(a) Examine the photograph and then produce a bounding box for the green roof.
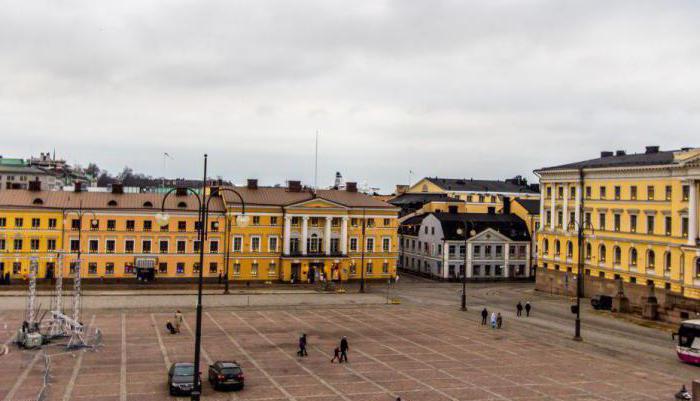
[0,157,28,166]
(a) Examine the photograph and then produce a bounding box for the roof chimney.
[645,146,659,154]
[247,179,258,189]
[111,183,124,194]
[346,182,358,193]
[502,196,511,214]
[28,180,41,191]
[287,180,302,192]
[600,151,614,158]
[74,182,82,193]
[615,150,626,156]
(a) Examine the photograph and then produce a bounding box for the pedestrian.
[525,301,532,317]
[497,312,503,329]
[395,274,400,284]
[481,308,488,325]
[340,336,349,363]
[166,321,177,335]
[331,346,341,363]
[174,310,183,334]
[297,333,308,357]
[516,301,523,317]
[490,312,497,329]
[218,271,222,284]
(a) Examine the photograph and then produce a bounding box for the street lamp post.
[155,155,248,401]
[457,221,476,311]
[570,168,587,342]
[359,208,366,293]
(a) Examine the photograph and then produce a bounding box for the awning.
[135,258,157,269]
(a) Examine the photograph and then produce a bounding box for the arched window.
[629,248,638,266]
[543,239,549,254]
[585,243,591,260]
[613,246,621,265]
[647,250,655,269]
[664,251,672,272]
[143,201,153,208]
[554,240,561,255]
[32,198,43,205]
[107,200,117,207]
[599,244,607,262]
[566,241,573,258]
[177,201,187,208]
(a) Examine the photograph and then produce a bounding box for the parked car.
[591,295,613,310]
[208,361,244,391]
[168,362,199,396]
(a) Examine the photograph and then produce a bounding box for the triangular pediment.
[469,228,511,242]
[286,198,348,209]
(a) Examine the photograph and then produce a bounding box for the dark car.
[591,295,613,310]
[168,362,199,396]
[208,361,244,391]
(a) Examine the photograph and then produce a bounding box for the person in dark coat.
[516,301,523,317]
[330,346,341,363]
[481,308,488,325]
[297,333,308,357]
[339,336,349,363]
[496,313,503,329]
[525,301,532,317]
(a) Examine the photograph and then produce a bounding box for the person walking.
[174,310,183,334]
[330,346,341,363]
[525,301,532,317]
[481,308,488,325]
[496,312,503,329]
[298,333,308,357]
[490,312,497,329]
[516,301,523,317]
[340,336,349,363]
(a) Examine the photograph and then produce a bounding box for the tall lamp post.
[456,221,476,311]
[359,208,366,293]
[568,168,589,342]
[155,155,248,401]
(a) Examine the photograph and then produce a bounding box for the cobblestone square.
[0,295,696,401]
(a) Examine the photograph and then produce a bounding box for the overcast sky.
[2,1,699,192]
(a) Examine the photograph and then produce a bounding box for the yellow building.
[535,146,700,309]
[0,180,399,283]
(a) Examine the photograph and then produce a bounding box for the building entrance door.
[291,263,302,282]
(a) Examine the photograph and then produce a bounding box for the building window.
[143,220,152,231]
[585,243,591,260]
[665,216,672,236]
[367,219,375,228]
[268,262,277,276]
[253,216,261,226]
[383,262,389,274]
[584,212,591,227]
[210,221,219,231]
[178,221,187,231]
[557,211,563,228]
[683,185,690,201]
[614,214,621,232]
[210,240,219,253]
[31,218,40,228]
[613,246,621,265]
[142,240,151,253]
[47,239,56,251]
[630,186,637,200]
[566,241,573,258]
[30,238,40,251]
[88,263,97,275]
[193,263,200,273]
[251,236,261,252]
[126,220,135,231]
[585,186,591,199]
[382,237,391,252]
[682,217,689,238]
[233,263,241,276]
[350,264,357,275]
[546,187,551,198]
[366,262,373,274]
[554,240,560,256]
[600,186,607,199]
[251,262,258,276]
[350,238,358,252]
[125,240,134,253]
[383,218,391,226]
[176,263,185,275]
[233,236,242,252]
[160,223,169,232]
[665,185,672,201]
[47,218,56,228]
[159,262,168,274]
[598,213,606,230]
[270,216,278,225]
[15,217,24,227]
[647,185,655,200]
[107,220,116,231]
[89,219,99,231]
[366,238,374,252]
[159,240,168,254]
[629,248,638,267]
[70,239,79,252]
[89,239,98,253]
[647,215,655,234]
[269,237,278,252]
[599,244,607,263]
[542,239,548,254]
[630,215,637,233]
[106,239,115,253]
[106,263,115,275]
[69,262,77,274]
[557,186,563,199]
[614,186,621,200]
[546,211,551,225]
[209,262,218,274]
[647,250,655,269]
[0,217,5,227]
[665,252,672,272]
[11,262,21,274]
[193,240,201,252]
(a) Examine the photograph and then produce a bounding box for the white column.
[324,216,332,255]
[550,184,556,230]
[689,180,698,246]
[283,216,292,255]
[525,243,531,277]
[340,217,348,254]
[301,216,309,255]
[575,183,582,227]
[539,189,545,230]
[562,185,569,231]
[466,243,473,278]
[504,242,510,278]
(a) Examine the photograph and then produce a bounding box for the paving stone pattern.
[0,306,692,401]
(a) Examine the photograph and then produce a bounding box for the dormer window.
[32,198,43,205]
[107,200,118,207]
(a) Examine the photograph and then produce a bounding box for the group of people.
[297,334,350,363]
[166,310,184,334]
[480,301,532,329]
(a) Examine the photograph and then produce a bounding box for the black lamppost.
[156,155,248,400]
[568,168,588,342]
[457,220,475,311]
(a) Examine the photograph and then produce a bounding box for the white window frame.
[159,238,169,254]
[268,261,277,276]
[268,236,279,252]
[366,237,375,253]
[142,239,152,253]
[250,236,261,252]
[88,238,100,253]
[209,239,219,253]
[382,236,391,252]
[233,236,243,252]
[349,237,358,252]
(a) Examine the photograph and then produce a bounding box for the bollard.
[693,380,700,401]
